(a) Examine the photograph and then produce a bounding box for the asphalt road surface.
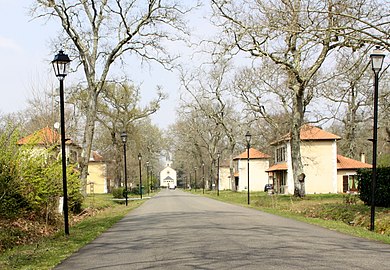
[55,189,390,270]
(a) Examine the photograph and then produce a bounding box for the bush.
[130,186,145,195]
[0,127,28,218]
[358,167,390,207]
[112,188,125,199]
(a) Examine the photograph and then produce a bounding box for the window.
[275,146,287,163]
[343,175,359,193]
[348,175,359,191]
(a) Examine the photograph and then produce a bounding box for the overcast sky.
[0,0,212,129]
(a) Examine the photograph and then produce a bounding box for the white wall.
[237,159,269,192]
[160,166,177,187]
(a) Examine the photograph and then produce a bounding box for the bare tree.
[93,82,166,187]
[31,0,197,193]
[211,0,389,196]
[319,49,373,159]
[179,59,244,190]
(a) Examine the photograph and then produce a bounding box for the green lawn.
[0,194,145,270]
[189,189,390,244]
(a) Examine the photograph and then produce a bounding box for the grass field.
[0,194,145,270]
[190,189,390,244]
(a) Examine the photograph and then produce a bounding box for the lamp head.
[52,50,71,80]
[138,153,142,160]
[370,46,385,74]
[120,131,127,143]
[245,131,252,145]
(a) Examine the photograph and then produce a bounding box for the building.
[86,151,108,194]
[266,125,371,194]
[160,163,177,188]
[337,154,371,193]
[17,127,81,163]
[18,127,109,194]
[232,148,270,192]
[219,160,232,190]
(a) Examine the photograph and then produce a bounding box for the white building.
[160,163,177,188]
[233,148,270,192]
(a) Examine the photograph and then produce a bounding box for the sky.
[0,0,211,130]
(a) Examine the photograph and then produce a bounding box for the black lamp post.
[138,153,142,199]
[120,132,128,206]
[52,50,71,235]
[146,161,150,195]
[370,47,385,231]
[245,131,252,205]
[202,162,205,194]
[217,152,221,196]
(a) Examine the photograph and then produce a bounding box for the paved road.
[55,189,390,270]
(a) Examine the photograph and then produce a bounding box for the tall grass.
[0,194,143,270]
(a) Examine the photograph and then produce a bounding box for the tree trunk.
[79,90,98,195]
[111,131,122,188]
[291,84,305,197]
[229,154,235,191]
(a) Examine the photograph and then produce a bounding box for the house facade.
[160,163,177,188]
[337,154,371,193]
[86,151,108,194]
[219,161,232,190]
[232,148,270,192]
[17,127,81,163]
[18,127,109,194]
[266,125,371,194]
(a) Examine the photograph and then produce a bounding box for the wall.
[160,166,177,188]
[300,140,338,194]
[219,166,231,190]
[337,169,358,193]
[86,162,107,194]
[237,159,269,192]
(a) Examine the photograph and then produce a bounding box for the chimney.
[360,152,366,163]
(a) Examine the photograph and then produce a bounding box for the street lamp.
[138,153,142,199]
[217,153,221,196]
[52,50,71,235]
[146,161,150,196]
[369,47,385,231]
[245,131,252,205]
[202,162,205,194]
[120,132,128,206]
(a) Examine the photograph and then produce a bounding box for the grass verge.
[189,189,390,244]
[0,194,144,270]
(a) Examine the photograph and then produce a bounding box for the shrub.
[18,148,84,217]
[112,188,125,199]
[0,127,28,218]
[358,167,390,207]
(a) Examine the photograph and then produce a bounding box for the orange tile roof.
[90,151,104,162]
[272,125,341,145]
[266,163,288,172]
[17,127,73,145]
[233,148,270,160]
[337,155,372,170]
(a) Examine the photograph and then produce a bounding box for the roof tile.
[272,125,341,145]
[337,155,372,170]
[233,148,270,160]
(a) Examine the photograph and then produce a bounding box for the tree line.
[0,0,387,205]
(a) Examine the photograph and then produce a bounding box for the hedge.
[358,167,390,207]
